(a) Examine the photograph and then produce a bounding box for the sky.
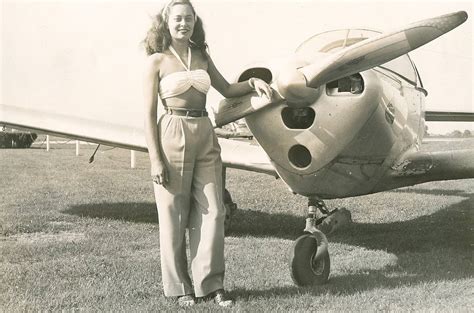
[1,0,472,134]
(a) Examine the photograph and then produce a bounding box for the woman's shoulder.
[147,52,166,63]
[145,52,166,71]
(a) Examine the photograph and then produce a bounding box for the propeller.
[277,11,468,105]
[216,11,468,126]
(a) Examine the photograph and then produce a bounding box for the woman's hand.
[250,78,273,100]
[151,161,168,187]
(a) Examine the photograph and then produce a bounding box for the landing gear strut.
[222,167,237,234]
[289,197,351,286]
[223,188,237,234]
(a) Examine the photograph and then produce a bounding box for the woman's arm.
[143,54,168,184]
[207,54,272,99]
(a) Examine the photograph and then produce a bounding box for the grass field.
[1,137,473,311]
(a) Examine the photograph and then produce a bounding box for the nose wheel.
[289,197,350,286]
[290,233,330,286]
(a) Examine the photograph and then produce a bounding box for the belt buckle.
[187,110,201,117]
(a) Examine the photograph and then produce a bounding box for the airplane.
[1,8,473,288]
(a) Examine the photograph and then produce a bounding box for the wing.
[219,138,277,176]
[374,149,474,192]
[425,111,474,122]
[0,103,277,176]
[1,104,148,151]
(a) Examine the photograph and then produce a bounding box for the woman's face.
[167,4,195,42]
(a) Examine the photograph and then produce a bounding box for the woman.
[142,0,272,307]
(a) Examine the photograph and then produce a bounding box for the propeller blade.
[214,91,284,127]
[300,11,468,89]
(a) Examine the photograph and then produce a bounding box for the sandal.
[177,294,196,307]
[208,289,234,307]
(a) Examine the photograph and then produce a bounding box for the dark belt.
[166,108,208,117]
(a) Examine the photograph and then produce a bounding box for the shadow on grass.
[63,202,158,224]
[229,194,473,299]
[329,196,472,253]
[61,193,472,299]
[228,210,302,239]
[229,192,472,252]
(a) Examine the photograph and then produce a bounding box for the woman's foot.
[207,289,234,307]
[177,294,196,307]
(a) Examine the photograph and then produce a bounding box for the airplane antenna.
[89,144,101,163]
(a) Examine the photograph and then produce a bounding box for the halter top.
[159,46,211,99]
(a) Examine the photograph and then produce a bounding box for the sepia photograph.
[1,0,473,311]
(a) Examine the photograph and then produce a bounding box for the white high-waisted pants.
[153,113,225,297]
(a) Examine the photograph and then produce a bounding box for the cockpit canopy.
[296,29,421,86]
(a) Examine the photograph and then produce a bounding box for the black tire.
[289,233,330,286]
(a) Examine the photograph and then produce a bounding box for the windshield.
[296,29,418,85]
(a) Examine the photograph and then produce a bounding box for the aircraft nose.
[246,70,380,178]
